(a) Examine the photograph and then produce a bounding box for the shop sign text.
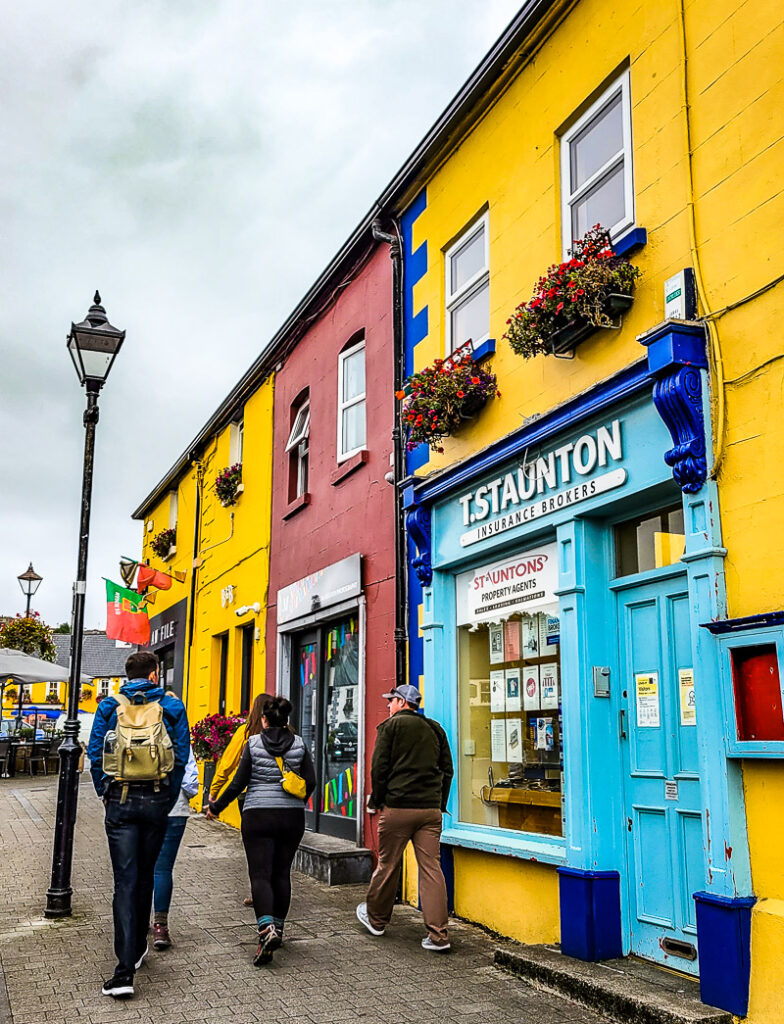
[457,420,626,547]
[456,543,558,625]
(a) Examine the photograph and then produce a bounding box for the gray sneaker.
[421,936,451,952]
[356,902,385,936]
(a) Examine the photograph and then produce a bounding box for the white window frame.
[47,683,59,700]
[560,71,635,258]
[285,399,310,498]
[229,418,244,466]
[168,489,178,530]
[99,678,111,698]
[336,340,366,463]
[445,213,490,355]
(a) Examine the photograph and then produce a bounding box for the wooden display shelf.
[481,786,560,807]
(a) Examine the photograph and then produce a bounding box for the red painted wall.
[265,244,396,846]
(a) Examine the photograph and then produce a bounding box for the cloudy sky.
[0,0,521,629]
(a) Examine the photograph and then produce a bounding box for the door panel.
[617,574,704,975]
[296,633,320,833]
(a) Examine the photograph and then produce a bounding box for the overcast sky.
[0,0,521,630]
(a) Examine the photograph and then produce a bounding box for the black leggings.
[241,808,305,927]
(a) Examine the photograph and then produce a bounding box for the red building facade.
[265,243,396,846]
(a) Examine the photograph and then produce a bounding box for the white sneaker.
[134,944,149,969]
[356,902,385,936]
[421,936,451,952]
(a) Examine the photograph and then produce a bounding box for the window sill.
[471,338,496,363]
[331,449,368,486]
[614,226,647,258]
[282,493,311,520]
[440,823,567,865]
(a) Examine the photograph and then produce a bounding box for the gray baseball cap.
[382,684,422,705]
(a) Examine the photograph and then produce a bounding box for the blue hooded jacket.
[87,678,190,803]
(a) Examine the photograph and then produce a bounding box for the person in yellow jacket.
[208,694,267,906]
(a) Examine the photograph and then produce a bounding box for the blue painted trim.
[693,891,755,1016]
[613,226,647,258]
[405,504,432,587]
[639,320,708,374]
[412,357,652,505]
[701,611,784,634]
[471,338,496,362]
[440,826,567,864]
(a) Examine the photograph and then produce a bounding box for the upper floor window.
[337,339,366,461]
[561,71,634,256]
[230,417,244,465]
[168,489,178,530]
[99,678,111,698]
[445,214,489,354]
[285,393,310,502]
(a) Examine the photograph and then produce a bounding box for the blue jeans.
[153,815,188,914]
[104,784,171,975]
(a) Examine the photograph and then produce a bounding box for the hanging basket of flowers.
[214,463,243,506]
[191,713,246,762]
[504,226,641,359]
[151,528,177,560]
[397,346,499,453]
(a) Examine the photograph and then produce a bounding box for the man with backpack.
[356,684,454,952]
[87,651,190,999]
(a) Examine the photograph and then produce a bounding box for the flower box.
[548,293,635,356]
[151,528,177,560]
[214,464,242,507]
[504,227,640,360]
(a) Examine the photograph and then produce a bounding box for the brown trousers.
[366,807,448,944]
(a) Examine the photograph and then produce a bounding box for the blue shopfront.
[404,323,754,1015]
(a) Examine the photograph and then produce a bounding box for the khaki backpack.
[102,693,175,789]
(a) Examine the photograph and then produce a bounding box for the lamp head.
[67,291,126,388]
[17,563,43,599]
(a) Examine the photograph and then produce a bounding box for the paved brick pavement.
[0,774,609,1024]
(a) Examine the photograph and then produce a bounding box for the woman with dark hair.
[207,695,315,965]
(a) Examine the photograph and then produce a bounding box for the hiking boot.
[356,902,385,937]
[135,944,149,969]
[152,924,171,950]
[101,973,134,998]
[253,925,281,966]
[421,936,451,952]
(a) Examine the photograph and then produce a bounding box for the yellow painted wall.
[1,676,121,716]
[138,374,276,823]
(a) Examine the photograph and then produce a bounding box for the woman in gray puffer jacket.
[207,696,315,966]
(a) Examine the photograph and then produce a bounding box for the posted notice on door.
[635,672,660,728]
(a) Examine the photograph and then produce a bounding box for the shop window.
[337,338,366,461]
[560,71,634,256]
[732,645,784,742]
[457,613,564,837]
[445,215,489,354]
[285,393,310,502]
[614,504,684,577]
[216,633,229,716]
[240,623,254,715]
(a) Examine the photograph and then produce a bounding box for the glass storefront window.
[614,504,685,576]
[457,612,564,837]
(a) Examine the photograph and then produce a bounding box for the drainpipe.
[371,217,408,687]
[183,455,203,710]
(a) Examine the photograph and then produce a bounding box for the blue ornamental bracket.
[405,502,433,587]
[639,321,709,494]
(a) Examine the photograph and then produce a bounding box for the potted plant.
[191,712,246,797]
[214,463,243,506]
[397,347,500,453]
[504,225,640,359]
[151,527,177,560]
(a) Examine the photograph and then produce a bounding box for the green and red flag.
[105,579,150,645]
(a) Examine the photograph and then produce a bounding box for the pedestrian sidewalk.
[0,775,608,1024]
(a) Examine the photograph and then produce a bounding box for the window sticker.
[540,663,559,710]
[488,623,505,664]
[490,670,506,713]
[679,668,696,726]
[523,665,540,711]
[505,667,522,712]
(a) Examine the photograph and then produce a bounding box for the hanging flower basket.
[191,713,246,762]
[397,347,500,453]
[214,463,243,506]
[504,226,640,359]
[151,528,177,560]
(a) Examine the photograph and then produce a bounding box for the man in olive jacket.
[356,684,454,951]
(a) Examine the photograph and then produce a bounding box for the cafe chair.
[0,737,10,778]
[27,740,49,777]
[46,737,62,774]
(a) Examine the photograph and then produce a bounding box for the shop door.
[616,573,704,975]
[292,615,359,841]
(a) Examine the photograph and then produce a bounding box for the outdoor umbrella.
[0,648,91,731]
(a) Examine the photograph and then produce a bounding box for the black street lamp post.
[17,563,43,616]
[45,292,125,918]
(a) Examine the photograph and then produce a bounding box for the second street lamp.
[45,292,125,919]
[17,563,43,616]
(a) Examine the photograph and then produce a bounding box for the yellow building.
[371,0,784,1018]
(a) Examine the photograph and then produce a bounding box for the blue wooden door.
[616,574,704,975]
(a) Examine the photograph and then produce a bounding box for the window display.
[457,610,564,837]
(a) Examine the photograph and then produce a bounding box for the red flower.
[456,390,465,398]
[471,376,480,384]
[395,390,405,400]
[556,302,564,313]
